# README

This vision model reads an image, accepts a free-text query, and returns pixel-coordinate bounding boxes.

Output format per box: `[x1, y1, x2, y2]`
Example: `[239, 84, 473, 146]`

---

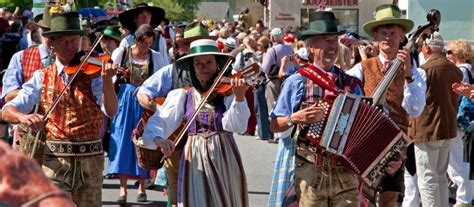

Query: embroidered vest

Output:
[21, 46, 42, 81]
[40, 64, 103, 141]
[184, 89, 226, 137]
[360, 57, 409, 132]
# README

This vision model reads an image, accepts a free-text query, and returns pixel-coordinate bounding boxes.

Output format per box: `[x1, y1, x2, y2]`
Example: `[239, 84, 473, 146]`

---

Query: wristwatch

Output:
[286, 115, 294, 127]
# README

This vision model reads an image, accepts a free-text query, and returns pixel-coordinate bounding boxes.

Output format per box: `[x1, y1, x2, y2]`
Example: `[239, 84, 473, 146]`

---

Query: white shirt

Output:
[141, 88, 250, 150]
[347, 55, 427, 117]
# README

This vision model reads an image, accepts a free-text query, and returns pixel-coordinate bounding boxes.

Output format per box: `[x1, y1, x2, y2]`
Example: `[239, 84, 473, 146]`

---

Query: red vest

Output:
[40, 64, 103, 141]
[21, 46, 42, 81]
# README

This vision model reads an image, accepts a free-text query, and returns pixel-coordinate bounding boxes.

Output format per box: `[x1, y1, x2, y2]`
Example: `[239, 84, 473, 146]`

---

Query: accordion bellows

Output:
[307, 93, 410, 187]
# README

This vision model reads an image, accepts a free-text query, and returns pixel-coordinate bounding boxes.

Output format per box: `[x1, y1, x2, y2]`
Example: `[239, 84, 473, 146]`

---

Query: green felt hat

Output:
[300, 11, 345, 40]
[35, 4, 53, 30]
[102, 25, 122, 42]
[183, 21, 217, 44]
[176, 39, 232, 71]
[42, 12, 84, 37]
[363, 4, 414, 36]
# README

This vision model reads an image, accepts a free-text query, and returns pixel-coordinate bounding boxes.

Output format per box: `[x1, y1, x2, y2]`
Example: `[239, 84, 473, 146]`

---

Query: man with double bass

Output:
[1, 11, 118, 206]
[347, 4, 427, 206]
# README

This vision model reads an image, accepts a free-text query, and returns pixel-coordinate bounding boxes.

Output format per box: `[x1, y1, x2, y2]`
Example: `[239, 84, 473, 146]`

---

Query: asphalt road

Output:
[101, 134, 279, 207]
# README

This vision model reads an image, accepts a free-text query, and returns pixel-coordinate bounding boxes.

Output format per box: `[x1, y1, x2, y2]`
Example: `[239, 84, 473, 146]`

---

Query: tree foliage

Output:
[0, 0, 200, 22]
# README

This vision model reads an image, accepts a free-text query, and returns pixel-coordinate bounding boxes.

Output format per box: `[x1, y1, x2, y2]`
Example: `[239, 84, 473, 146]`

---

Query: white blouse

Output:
[141, 88, 250, 150]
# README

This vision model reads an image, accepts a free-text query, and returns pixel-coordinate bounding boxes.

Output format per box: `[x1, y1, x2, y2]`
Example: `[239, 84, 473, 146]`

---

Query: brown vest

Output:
[40, 64, 103, 141]
[361, 57, 409, 132]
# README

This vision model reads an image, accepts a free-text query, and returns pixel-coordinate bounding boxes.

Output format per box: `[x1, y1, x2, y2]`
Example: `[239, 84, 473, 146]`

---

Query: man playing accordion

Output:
[269, 10, 372, 206]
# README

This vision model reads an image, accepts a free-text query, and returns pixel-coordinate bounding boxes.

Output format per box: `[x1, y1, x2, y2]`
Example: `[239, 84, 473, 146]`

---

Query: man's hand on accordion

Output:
[291, 104, 325, 124]
[385, 152, 407, 176]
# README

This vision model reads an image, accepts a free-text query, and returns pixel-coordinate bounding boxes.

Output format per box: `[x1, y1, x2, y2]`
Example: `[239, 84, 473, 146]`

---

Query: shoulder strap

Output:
[297, 65, 338, 93]
[120, 47, 129, 68]
[460, 66, 474, 84]
[148, 49, 154, 78]
[240, 50, 245, 68]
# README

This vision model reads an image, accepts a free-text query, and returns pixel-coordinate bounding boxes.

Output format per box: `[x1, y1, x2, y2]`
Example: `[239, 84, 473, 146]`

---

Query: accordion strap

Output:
[298, 65, 338, 94]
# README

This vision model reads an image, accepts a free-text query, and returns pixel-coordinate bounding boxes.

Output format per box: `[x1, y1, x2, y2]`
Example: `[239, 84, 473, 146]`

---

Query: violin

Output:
[204, 63, 265, 97]
[63, 52, 111, 76]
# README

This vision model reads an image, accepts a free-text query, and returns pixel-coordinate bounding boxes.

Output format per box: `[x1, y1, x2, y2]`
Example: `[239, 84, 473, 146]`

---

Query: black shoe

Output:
[144, 179, 156, 189]
[267, 138, 278, 144]
[137, 193, 147, 202]
[116, 195, 127, 204]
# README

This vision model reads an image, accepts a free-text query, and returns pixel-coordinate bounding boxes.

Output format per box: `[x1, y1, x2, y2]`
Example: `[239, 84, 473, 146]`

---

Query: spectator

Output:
[278, 47, 309, 79]
[445, 38, 474, 206]
[238, 7, 253, 31]
[261, 27, 294, 134]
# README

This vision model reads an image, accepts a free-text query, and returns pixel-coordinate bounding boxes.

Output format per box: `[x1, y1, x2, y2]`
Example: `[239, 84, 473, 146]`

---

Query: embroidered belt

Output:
[44, 139, 103, 157]
[296, 145, 341, 166]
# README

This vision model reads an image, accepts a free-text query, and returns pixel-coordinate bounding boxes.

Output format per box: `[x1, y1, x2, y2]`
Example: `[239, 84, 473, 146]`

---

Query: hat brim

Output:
[35, 20, 50, 30]
[176, 52, 234, 72]
[363, 18, 414, 36]
[119, 7, 165, 31]
[42, 30, 85, 37]
[103, 34, 122, 43]
[300, 30, 345, 40]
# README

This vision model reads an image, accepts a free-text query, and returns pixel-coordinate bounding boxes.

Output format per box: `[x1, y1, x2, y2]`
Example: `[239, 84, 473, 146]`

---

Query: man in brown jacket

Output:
[408, 31, 463, 207]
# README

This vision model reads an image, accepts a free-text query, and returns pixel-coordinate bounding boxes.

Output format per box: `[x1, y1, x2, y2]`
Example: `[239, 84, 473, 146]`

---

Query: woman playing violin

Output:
[142, 39, 250, 206]
[108, 24, 166, 204]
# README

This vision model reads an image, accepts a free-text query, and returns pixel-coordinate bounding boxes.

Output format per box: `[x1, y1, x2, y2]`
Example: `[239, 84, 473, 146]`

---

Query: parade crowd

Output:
[0, 1, 473, 207]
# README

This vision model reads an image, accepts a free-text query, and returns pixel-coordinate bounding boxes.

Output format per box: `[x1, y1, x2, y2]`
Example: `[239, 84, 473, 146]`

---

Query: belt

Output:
[296, 144, 341, 166]
[44, 139, 103, 157]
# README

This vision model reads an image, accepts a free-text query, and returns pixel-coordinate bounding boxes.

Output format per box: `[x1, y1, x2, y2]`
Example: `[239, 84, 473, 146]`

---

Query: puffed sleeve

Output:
[222, 95, 251, 133]
[141, 89, 187, 149]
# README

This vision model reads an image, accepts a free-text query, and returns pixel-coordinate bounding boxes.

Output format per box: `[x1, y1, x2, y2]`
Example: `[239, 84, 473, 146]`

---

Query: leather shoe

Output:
[116, 195, 127, 204]
[137, 193, 147, 202]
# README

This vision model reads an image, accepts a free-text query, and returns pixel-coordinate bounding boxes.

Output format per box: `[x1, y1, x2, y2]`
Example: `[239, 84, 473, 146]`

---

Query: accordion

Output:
[301, 92, 410, 187]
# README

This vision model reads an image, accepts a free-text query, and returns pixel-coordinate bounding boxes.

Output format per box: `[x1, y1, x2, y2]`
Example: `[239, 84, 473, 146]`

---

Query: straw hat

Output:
[363, 4, 414, 36]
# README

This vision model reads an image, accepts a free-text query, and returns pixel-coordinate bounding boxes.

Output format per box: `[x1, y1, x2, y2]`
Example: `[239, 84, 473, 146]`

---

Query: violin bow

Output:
[28, 33, 105, 158]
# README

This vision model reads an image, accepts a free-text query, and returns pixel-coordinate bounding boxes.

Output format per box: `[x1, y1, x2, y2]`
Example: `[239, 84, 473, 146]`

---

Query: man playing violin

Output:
[346, 4, 426, 206]
[1, 12, 118, 207]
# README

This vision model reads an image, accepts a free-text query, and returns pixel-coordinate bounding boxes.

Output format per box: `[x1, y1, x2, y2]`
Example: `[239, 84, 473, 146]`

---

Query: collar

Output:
[38, 44, 51, 59]
[55, 58, 66, 75]
[313, 63, 331, 75]
[378, 54, 395, 64]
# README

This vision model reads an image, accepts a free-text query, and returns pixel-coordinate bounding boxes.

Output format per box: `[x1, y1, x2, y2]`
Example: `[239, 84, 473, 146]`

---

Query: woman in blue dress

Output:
[108, 24, 165, 204]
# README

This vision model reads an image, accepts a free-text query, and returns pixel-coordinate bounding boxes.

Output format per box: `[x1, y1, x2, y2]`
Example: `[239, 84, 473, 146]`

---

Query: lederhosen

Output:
[360, 57, 408, 193]
[292, 65, 361, 204]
